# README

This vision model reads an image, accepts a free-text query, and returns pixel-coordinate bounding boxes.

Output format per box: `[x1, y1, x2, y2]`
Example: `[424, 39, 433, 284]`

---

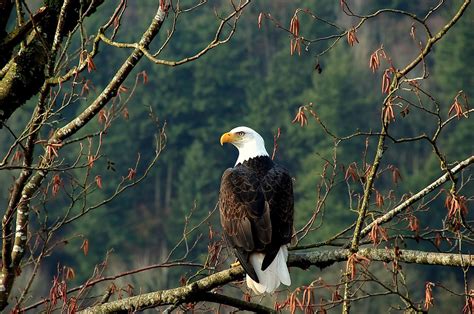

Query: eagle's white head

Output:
[220, 126, 269, 165]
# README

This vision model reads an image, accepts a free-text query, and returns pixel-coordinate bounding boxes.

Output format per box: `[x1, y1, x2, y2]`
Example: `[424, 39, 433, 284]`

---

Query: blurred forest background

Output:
[0, 0, 472, 312]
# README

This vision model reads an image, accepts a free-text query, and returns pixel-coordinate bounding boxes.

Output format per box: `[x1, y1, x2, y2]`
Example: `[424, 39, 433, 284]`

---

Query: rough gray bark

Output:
[0, 0, 104, 127]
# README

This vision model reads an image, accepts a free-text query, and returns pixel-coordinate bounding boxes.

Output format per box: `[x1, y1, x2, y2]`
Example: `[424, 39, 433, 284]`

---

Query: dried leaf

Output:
[258, 12, 263, 29]
[86, 54, 96, 73]
[332, 289, 342, 301]
[126, 168, 137, 181]
[369, 50, 380, 72]
[65, 266, 75, 280]
[289, 12, 300, 56]
[408, 215, 419, 234]
[98, 109, 107, 124]
[95, 175, 102, 189]
[160, 0, 166, 11]
[434, 232, 442, 248]
[118, 85, 129, 94]
[138, 70, 148, 84]
[381, 69, 391, 94]
[81, 239, 89, 256]
[344, 162, 359, 182]
[88, 155, 95, 168]
[347, 253, 370, 280]
[424, 282, 435, 311]
[347, 28, 359, 46]
[390, 165, 402, 184]
[292, 106, 308, 127]
[375, 190, 384, 208]
[12, 150, 23, 163]
[68, 297, 78, 314]
[81, 79, 94, 96]
[113, 16, 120, 29]
[52, 175, 62, 197]
[369, 222, 387, 246]
[462, 289, 474, 314]
[448, 91, 469, 119]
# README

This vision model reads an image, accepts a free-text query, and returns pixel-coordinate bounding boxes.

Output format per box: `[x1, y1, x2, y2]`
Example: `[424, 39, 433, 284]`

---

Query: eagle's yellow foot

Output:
[231, 260, 241, 268]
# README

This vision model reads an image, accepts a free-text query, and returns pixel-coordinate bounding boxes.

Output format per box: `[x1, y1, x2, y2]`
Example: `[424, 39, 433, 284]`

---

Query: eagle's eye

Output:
[237, 131, 245, 136]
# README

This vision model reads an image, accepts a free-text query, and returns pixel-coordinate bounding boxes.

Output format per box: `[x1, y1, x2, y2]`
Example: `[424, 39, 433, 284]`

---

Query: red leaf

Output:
[291, 106, 308, 127]
[81, 239, 89, 256]
[408, 215, 419, 234]
[113, 16, 120, 29]
[375, 190, 384, 208]
[139, 70, 148, 84]
[95, 175, 102, 189]
[344, 162, 359, 182]
[390, 165, 402, 184]
[381, 69, 391, 94]
[98, 109, 107, 124]
[118, 85, 129, 94]
[289, 12, 300, 56]
[65, 266, 75, 280]
[179, 275, 187, 286]
[347, 28, 359, 46]
[258, 12, 263, 29]
[68, 297, 78, 314]
[424, 282, 435, 311]
[126, 168, 137, 181]
[88, 155, 95, 168]
[12, 150, 23, 163]
[463, 289, 474, 314]
[448, 91, 469, 119]
[332, 289, 342, 301]
[86, 54, 96, 73]
[434, 232, 442, 248]
[81, 79, 94, 96]
[52, 175, 62, 197]
[369, 50, 380, 72]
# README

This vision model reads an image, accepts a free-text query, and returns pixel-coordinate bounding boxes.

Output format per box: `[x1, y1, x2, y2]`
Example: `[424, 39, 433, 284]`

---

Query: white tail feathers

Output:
[245, 245, 291, 294]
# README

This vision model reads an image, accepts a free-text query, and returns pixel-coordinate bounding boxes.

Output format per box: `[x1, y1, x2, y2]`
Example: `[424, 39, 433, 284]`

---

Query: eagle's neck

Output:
[235, 139, 269, 166]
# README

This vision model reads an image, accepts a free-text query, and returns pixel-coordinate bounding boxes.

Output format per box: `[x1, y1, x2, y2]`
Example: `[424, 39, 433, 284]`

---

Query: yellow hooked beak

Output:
[220, 132, 236, 146]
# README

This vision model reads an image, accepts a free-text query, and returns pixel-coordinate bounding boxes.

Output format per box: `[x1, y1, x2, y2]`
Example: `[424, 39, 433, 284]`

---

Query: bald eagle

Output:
[219, 126, 294, 294]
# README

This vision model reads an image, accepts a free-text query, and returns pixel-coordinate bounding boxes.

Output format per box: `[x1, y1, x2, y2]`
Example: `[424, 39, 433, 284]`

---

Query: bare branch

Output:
[361, 155, 474, 237]
[80, 248, 474, 313]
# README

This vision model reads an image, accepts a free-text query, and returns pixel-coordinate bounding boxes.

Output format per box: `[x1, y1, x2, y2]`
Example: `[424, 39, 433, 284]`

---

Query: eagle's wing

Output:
[219, 167, 272, 282]
[261, 165, 294, 270]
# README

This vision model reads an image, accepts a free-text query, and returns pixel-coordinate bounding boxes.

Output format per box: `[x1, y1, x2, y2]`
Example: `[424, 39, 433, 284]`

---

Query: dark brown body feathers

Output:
[219, 156, 294, 282]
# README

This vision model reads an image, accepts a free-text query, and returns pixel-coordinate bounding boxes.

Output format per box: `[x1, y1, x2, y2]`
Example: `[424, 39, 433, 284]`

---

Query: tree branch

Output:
[397, 0, 471, 78]
[289, 248, 474, 269]
[360, 155, 474, 238]
[80, 248, 474, 313]
[0, 0, 105, 127]
[78, 265, 245, 313]
[55, 5, 168, 141]
[189, 292, 276, 314]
